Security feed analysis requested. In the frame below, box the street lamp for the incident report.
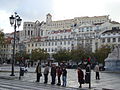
[9,12,22,76]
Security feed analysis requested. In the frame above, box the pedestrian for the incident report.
[94,64,100,80]
[62,67,67,87]
[77,67,84,88]
[19,66,25,80]
[35,63,42,82]
[56,66,62,86]
[85,64,91,83]
[43,64,49,84]
[51,64,56,85]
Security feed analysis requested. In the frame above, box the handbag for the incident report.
[81,79,85,84]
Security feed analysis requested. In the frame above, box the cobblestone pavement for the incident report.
[0,65,120,90]
[0,79,79,90]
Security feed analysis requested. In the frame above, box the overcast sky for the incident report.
[0,0,120,33]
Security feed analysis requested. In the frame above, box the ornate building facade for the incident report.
[3,14,120,61]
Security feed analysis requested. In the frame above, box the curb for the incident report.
[0,76,18,80]
[101,71,120,74]
[0,70,35,73]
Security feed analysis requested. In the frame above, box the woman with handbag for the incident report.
[35,63,42,82]
[77,67,84,88]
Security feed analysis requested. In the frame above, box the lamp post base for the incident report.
[10,74,15,76]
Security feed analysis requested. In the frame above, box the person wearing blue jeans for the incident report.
[62,67,67,87]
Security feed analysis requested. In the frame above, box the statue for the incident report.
[107,47,119,60]
[105,45,120,71]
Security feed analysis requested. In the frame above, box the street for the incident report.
[0,78,78,90]
[0,65,120,90]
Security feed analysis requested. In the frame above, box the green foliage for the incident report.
[31,48,49,61]
[71,47,87,62]
[52,50,71,62]
[15,51,29,61]
[0,31,4,47]
[94,45,111,63]
[0,31,5,62]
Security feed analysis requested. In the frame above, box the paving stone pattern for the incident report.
[0,65,120,90]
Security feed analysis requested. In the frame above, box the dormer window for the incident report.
[102,34,105,36]
[113,32,116,35]
[107,33,110,35]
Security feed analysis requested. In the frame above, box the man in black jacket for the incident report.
[51,64,56,85]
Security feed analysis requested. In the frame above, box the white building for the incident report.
[100,26,120,46]
[1,31,24,62]
[18,14,120,56]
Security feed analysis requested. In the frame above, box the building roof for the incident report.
[4,37,13,44]
[94,23,103,25]
[110,21,120,24]
[47,13,52,16]
[101,29,120,34]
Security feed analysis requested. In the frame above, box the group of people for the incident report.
[77,64,100,88]
[35,63,67,87]
[35,63,100,88]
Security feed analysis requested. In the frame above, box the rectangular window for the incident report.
[49,42,50,46]
[35,43,37,47]
[118,37,120,42]
[52,42,54,46]
[48,48,50,52]
[60,41,62,45]
[55,42,57,45]
[28,44,30,47]
[43,42,44,46]
[107,38,110,42]
[102,38,105,43]
[64,36,66,39]
[52,48,54,52]
[32,44,34,47]
[64,41,66,45]
[61,36,62,39]
[28,30,30,35]
[113,38,116,42]
[55,36,57,40]
[28,24,30,26]
[28,49,30,53]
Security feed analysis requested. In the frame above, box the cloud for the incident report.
[0,0,120,33]
[52,0,120,22]
[0,0,54,33]
[0,10,13,33]
[104,1,120,21]
[0,0,53,20]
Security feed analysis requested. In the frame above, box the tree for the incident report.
[70,47,86,63]
[0,30,4,63]
[52,50,71,63]
[94,45,111,64]
[15,51,29,64]
[31,48,49,63]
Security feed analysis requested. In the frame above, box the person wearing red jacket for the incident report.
[56,66,62,86]
[77,67,84,88]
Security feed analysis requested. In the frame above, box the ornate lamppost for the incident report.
[9,12,22,76]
